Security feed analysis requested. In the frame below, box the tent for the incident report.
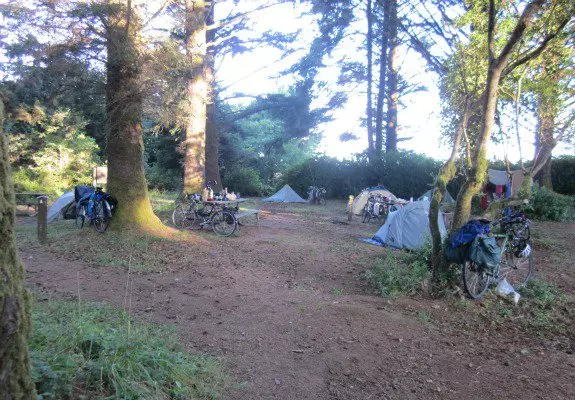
[373,200,447,251]
[262,184,306,203]
[351,185,398,215]
[47,186,96,222]
[418,188,455,205]
[47,191,75,222]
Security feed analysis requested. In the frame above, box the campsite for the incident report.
[2,1,575,400]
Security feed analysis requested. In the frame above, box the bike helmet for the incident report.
[514,243,531,258]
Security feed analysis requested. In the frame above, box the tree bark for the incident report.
[374,0,389,157]
[183,0,208,194]
[384,0,399,153]
[366,0,375,157]
[0,99,37,399]
[533,76,557,190]
[204,2,222,192]
[106,0,163,230]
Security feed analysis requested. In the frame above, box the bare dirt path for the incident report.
[19,203,575,399]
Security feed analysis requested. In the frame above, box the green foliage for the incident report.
[223,167,266,196]
[284,151,441,199]
[524,184,575,222]
[6,107,99,197]
[364,246,431,297]
[551,156,575,195]
[30,299,227,400]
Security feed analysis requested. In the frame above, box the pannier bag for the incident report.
[469,234,501,274]
[444,219,491,264]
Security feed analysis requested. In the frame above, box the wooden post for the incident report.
[348,195,354,222]
[37,196,48,243]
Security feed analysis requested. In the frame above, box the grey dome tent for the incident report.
[262,184,306,203]
[47,191,75,222]
[373,200,447,251]
[417,188,455,205]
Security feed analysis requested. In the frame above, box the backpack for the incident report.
[469,234,501,273]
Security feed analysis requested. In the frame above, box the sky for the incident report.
[215,1,573,163]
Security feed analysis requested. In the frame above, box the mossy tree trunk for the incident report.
[429,111,468,286]
[106,0,162,230]
[0,100,37,398]
[374,0,389,157]
[182,0,209,194]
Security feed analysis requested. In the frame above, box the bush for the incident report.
[146,164,183,192]
[525,184,575,221]
[283,151,441,200]
[222,167,264,196]
[551,156,575,195]
[364,246,431,297]
[30,299,227,399]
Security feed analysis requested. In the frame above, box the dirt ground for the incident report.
[18,200,575,399]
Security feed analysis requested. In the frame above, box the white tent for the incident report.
[47,191,75,222]
[262,184,306,203]
[352,186,398,215]
[373,200,447,251]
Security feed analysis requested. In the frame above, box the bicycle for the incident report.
[461,210,533,299]
[362,195,397,223]
[307,186,326,205]
[188,201,238,237]
[75,187,113,233]
[172,180,220,229]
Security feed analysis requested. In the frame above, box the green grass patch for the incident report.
[30,298,228,399]
[363,247,431,297]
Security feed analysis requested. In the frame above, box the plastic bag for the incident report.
[495,279,521,305]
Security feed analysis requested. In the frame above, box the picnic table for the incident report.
[203,198,261,225]
[15,192,48,215]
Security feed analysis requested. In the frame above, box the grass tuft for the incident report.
[363,246,431,297]
[30,298,228,399]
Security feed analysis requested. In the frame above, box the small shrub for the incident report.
[30,299,228,399]
[525,184,575,222]
[364,247,431,297]
[222,167,263,196]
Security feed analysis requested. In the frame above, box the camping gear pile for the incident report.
[47,186,117,222]
[352,186,399,215]
[444,219,502,273]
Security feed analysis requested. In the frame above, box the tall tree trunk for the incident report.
[534,83,556,190]
[385,0,399,153]
[0,100,36,399]
[366,0,375,157]
[183,0,208,193]
[204,2,222,192]
[106,1,162,230]
[374,0,389,157]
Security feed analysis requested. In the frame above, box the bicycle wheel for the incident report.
[92,202,109,233]
[212,210,237,237]
[498,245,533,289]
[462,260,491,299]
[171,202,187,228]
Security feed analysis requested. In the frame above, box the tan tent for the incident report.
[352,186,398,215]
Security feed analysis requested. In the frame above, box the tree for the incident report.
[0,98,37,399]
[384,0,399,153]
[105,0,163,230]
[427,0,573,288]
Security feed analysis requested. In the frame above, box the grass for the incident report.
[363,247,431,297]
[30,297,228,399]
[16,219,199,271]
[330,287,345,296]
